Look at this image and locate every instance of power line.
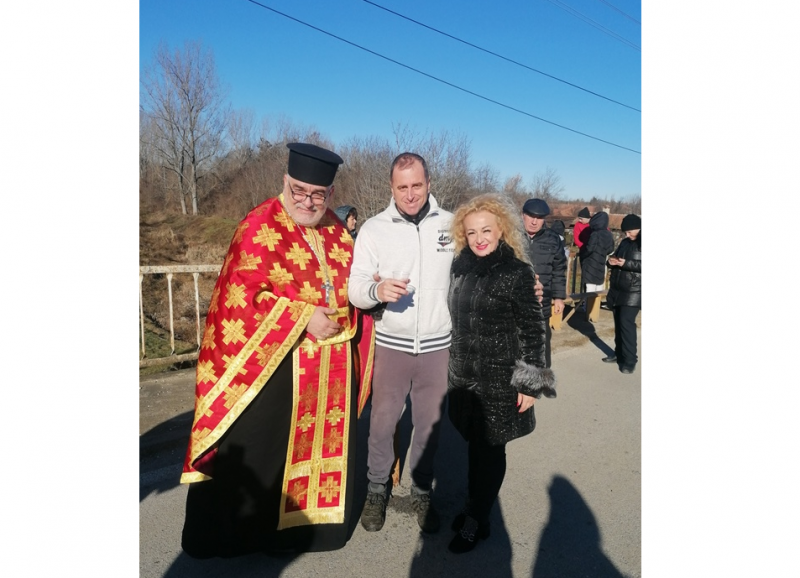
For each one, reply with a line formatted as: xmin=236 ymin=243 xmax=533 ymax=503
xmin=362 ymin=0 xmax=639 ymax=113
xmin=595 ymin=0 xmax=641 ymax=25
xmin=544 ymin=0 xmax=640 ymax=51
xmin=243 ymin=0 xmax=640 ymax=154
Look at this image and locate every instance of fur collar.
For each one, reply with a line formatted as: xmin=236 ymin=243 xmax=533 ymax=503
xmin=452 ymin=241 xmax=517 ymax=277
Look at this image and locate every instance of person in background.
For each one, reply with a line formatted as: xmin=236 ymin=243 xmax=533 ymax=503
xmin=180 ymin=143 xmax=375 ymax=558
xmin=335 ymin=205 xmax=358 ymax=240
xmin=521 ymin=199 xmax=567 ymax=368
xmin=446 ymin=193 xmax=556 ymax=554
xmin=603 ymin=214 xmax=641 ymax=374
xmin=579 ymin=210 xmax=615 ymax=294
xmin=573 ymin=207 xmax=591 ymax=249
xmin=549 ymin=219 xmax=570 ymax=260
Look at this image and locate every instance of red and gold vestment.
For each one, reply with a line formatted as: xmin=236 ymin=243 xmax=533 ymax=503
xmin=180 ymin=195 xmax=374 ymax=530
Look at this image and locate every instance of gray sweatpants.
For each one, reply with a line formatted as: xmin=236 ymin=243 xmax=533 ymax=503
xmin=367 ymin=345 xmax=449 ymax=492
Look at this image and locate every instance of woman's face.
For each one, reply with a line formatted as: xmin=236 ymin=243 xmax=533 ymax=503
xmin=464 ymin=210 xmax=502 ymax=257
xmin=625 ymin=228 xmax=640 ymax=240
xmin=346 ymin=214 xmax=357 ymax=231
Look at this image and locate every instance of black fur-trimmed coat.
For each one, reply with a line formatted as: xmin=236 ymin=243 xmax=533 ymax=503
xmin=447 ymin=242 xmax=556 ymax=446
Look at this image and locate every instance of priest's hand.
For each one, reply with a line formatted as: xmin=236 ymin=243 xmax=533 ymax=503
xmin=307 ymin=306 xmax=342 ymax=341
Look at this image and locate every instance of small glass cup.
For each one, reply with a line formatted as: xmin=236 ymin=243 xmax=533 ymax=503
xmin=391 ymin=270 xmax=415 ymax=294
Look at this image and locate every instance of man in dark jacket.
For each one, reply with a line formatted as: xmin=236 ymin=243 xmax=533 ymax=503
xmin=522 ymin=198 xmax=567 ymax=368
xmin=578 ymin=211 xmax=614 ymax=293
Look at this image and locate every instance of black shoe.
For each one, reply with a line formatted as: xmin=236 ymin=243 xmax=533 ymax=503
xmin=411 ymin=490 xmax=440 ymax=533
xmin=360 ymin=486 xmax=388 ymax=532
xmin=451 ymin=513 xmax=490 ymax=538
xmin=620 ymin=365 xmax=636 ymax=374
xmin=602 ymin=355 xmax=617 ymax=363
xmin=448 ymin=516 xmax=486 ymax=554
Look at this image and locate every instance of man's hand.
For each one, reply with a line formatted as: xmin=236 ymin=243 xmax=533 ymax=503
xmin=307 ymin=306 xmax=342 ymax=341
xmin=553 ymin=298 xmax=565 ymax=316
xmin=376 ymin=275 xmax=409 ymax=303
xmin=534 ymin=274 xmax=544 ymax=304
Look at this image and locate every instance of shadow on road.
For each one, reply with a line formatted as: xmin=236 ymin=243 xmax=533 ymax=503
xmin=564 ymin=304 xmax=615 ymax=358
xmin=531 ymin=475 xmax=627 ymax=578
xmin=140 ymin=410 xmax=193 ymax=502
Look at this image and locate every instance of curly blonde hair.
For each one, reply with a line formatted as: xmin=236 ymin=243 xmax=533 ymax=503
xmin=450 ymin=194 xmax=530 ymax=264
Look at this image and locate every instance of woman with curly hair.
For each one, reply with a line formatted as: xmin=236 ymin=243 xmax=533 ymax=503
xmin=446 ymin=194 xmax=557 ymax=554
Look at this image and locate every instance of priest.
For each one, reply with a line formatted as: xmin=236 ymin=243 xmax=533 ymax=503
xmin=180 ymin=142 xmax=375 ymax=557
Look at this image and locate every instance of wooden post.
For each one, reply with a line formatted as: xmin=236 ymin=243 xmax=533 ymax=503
xmin=587 ymin=293 xmax=602 ymax=322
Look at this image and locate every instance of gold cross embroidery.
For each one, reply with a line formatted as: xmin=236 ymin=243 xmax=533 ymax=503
xmin=200 ymin=324 xmax=216 ymax=350
xmin=287 ymin=479 xmax=308 ymax=509
xmin=297 ymin=412 xmax=316 ymax=432
xmin=286 ymin=243 xmax=313 ymax=270
xmin=326 ymin=406 xmax=344 ymax=426
xmin=221 ymin=318 xmax=247 ymax=345
xmin=274 ymin=210 xmax=296 ymax=232
xmin=267 ymin=263 xmax=294 ymax=290
xmin=318 ymin=475 xmax=341 ymax=503
xmin=196 ymin=360 xmax=218 ymax=384
xmin=324 ymin=427 xmax=344 ymax=453
xmin=252 ymin=224 xmax=283 ymax=250
xmin=224 ymin=282 xmax=248 ymax=309
xmin=328 ymin=243 xmax=351 ymax=267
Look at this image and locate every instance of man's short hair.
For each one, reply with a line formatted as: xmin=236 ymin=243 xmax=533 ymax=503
xmin=390 ymin=152 xmax=429 ymax=182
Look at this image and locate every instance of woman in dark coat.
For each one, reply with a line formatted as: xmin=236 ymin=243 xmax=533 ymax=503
xmin=579 ymin=211 xmax=615 ymax=290
xmin=603 ymin=214 xmax=641 ymax=373
xmin=446 ymin=194 xmax=556 ymax=554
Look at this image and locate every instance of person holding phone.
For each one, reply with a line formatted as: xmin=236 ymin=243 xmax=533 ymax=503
xmin=603 ymin=214 xmax=641 ymax=373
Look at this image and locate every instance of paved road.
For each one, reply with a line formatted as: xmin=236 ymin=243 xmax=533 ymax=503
xmin=140 ymin=309 xmax=641 ymax=578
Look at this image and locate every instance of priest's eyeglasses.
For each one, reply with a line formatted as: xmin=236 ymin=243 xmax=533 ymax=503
xmin=289 ymin=182 xmax=329 ymax=205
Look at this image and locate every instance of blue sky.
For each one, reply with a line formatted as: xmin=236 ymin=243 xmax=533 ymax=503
xmin=139 ymin=0 xmax=641 ymax=201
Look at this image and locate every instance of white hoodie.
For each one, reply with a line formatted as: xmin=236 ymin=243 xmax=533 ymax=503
xmin=348 ymin=195 xmax=454 ymax=354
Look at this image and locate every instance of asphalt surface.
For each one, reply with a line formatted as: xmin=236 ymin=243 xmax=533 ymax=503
xmin=140 ymin=306 xmax=641 ymax=578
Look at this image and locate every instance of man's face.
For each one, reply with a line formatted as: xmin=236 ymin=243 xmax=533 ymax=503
xmin=391 ymin=160 xmax=429 ymax=217
xmin=283 ymin=175 xmax=332 ymax=227
xmin=523 ymin=213 xmax=545 ymax=236
xmin=578 ymin=217 xmax=590 ymax=224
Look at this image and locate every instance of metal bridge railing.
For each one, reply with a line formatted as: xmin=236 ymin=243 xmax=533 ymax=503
xmin=139 ymin=265 xmax=220 ymax=368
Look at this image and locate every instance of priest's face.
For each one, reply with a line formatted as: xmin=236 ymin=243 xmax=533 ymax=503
xmin=283 ymin=175 xmax=332 ymax=227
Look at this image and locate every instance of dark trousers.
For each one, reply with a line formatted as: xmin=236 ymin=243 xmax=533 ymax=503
xmin=544 ymin=320 xmax=552 ymax=368
xmin=613 ymin=305 xmax=640 ymax=368
xmin=466 ymin=438 xmax=507 ymax=525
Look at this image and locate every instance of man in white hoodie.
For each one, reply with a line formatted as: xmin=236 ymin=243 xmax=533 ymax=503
xmin=348 ymin=152 xmax=454 ymax=535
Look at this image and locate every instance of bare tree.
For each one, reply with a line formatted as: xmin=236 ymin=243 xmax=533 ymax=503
xmin=337 ymin=135 xmax=395 ymax=220
xmin=529 ymin=166 xmax=565 ymax=202
xmin=140 ymin=41 xmax=229 ymax=215
xmin=391 ymin=124 xmax=474 ymax=212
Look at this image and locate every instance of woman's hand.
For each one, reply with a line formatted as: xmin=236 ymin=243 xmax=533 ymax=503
xmin=517 ymin=393 xmax=535 ymax=413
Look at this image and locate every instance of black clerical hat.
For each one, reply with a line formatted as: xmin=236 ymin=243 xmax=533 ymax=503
xmin=286 ymin=143 xmax=344 ymax=186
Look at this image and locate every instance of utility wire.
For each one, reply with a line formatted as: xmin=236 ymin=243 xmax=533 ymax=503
xmin=362 ymin=0 xmax=639 ymax=113
xmin=243 ymin=0 xmax=640 ymax=154
xmin=595 ymin=0 xmax=641 ymax=25
xmin=545 ymin=0 xmax=640 ymax=51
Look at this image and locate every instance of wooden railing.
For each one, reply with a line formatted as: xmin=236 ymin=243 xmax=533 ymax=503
xmin=550 ymin=252 xmax=608 ymax=330
xmin=140 ymin=255 xmax=606 ymax=366
xmin=139 ymin=265 xmax=220 ymax=368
